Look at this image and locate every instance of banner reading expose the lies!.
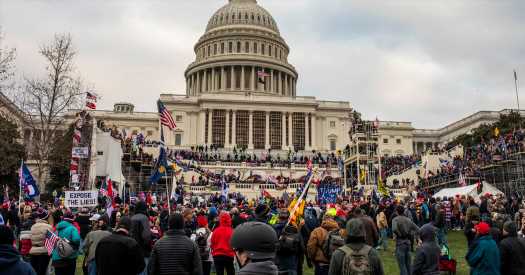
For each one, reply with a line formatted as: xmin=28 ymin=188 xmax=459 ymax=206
xmin=65 ymin=191 xmax=98 ymax=208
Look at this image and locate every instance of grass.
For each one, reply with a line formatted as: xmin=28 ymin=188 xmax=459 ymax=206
xmin=75 ymin=231 xmax=469 ymax=275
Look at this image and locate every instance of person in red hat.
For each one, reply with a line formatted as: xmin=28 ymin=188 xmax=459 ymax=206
xmin=195 ymin=214 xmax=212 ymax=275
xmin=466 ymin=222 xmax=501 ymax=275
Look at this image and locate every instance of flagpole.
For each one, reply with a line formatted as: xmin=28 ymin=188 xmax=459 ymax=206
xmin=18 ymin=160 xmax=23 ymax=215
xmin=286 ymin=170 xmax=316 ymax=227
xmin=514 ymin=70 xmax=521 ymax=115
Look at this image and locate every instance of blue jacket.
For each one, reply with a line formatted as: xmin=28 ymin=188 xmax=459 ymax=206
xmin=51 ymin=221 xmax=81 ymax=261
xmin=466 ymin=235 xmax=501 ymax=275
xmin=0 ymin=244 xmax=36 ymax=275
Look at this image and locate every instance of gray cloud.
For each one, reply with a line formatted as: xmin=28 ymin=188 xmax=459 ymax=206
xmin=1 ymin=0 xmax=523 ymax=128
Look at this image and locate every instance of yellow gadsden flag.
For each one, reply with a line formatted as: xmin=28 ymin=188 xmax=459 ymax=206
xmin=494 ymin=127 xmax=500 ymax=137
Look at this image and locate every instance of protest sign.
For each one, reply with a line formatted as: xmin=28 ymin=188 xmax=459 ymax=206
xmin=65 ymin=190 xmax=98 ymax=208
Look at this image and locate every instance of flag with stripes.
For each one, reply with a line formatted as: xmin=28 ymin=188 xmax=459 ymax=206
xmin=44 ymin=230 xmax=60 ymax=255
xmin=257 ymin=70 xmax=270 ymax=84
xmin=85 ymin=92 xmax=97 ymax=110
xmin=459 ymin=172 xmax=466 ymax=187
xmin=157 ymin=100 xmax=176 ymax=130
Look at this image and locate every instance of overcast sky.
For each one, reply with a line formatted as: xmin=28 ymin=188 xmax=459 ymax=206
xmin=1 ymin=0 xmax=523 ymax=129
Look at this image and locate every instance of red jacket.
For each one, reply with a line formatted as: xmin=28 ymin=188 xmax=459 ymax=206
xmin=211 ymin=212 xmax=235 ymax=257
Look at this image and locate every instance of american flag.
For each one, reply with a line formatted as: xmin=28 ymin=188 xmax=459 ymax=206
xmin=157 ymin=100 xmax=176 ymax=130
xmin=86 ymin=92 xmax=97 ymax=101
xmin=44 ymin=230 xmax=60 ymax=255
xmin=257 ymin=70 xmax=270 ymax=78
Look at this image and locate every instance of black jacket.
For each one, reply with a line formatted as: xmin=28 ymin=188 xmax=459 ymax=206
xmin=95 ymin=230 xmax=145 ymax=275
xmin=148 ymin=229 xmax=203 ymax=275
xmin=500 ymin=235 xmax=525 ymax=275
xmin=412 ymin=224 xmax=440 ymax=275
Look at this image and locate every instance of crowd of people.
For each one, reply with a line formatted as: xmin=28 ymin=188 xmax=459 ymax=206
xmin=2 ymin=188 xmax=525 ymax=275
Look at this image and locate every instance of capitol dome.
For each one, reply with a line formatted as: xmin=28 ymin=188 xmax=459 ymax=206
xmin=205 ymin=0 xmax=280 ymax=34
xmin=185 ymin=0 xmax=298 ymax=97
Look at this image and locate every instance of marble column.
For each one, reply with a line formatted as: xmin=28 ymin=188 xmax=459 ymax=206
xmin=225 ymin=110 xmax=230 ymax=148
xmin=288 ymin=112 xmax=293 ymax=150
xmin=311 ymin=113 xmax=316 ymax=150
xmin=232 ymin=110 xmax=237 ymax=147
xmin=197 ymin=71 xmax=201 ymax=94
xmin=231 ymin=66 xmax=235 ymax=90
xmin=270 ymin=69 xmax=274 ymax=93
xmin=284 ymin=74 xmax=288 ymax=96
xmin=281 ymin=112 xmax=287 ymax=150
xmin=278 ymin=71 xmax=282 ymax=95
xmin=304 ymin=113 xmax=310 ymax=150
xmin=241 ymin=66 xmax=245 ymax=90
xmin=203 ymin=70 xmax=207 ymax=92
xmin=248 ymin=111 xmax=254 ymax=149
xmin=265 ymin=111 xmax=270 ymax=149
xmin=211 ymin=68 xmax=215 ymax=91
xmin=221 ymin=66 xmax=226 ymax=91
xmin=198 ymin=110 xmax=206 ymax=145
xmin=207 ymin=109 xmax=213 ymax=145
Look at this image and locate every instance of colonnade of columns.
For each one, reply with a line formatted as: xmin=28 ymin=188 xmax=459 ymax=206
xmin=199 ymin=109 xmax=315 ymax=150
xmin=187 ymin=65 xmax=297 ymax=97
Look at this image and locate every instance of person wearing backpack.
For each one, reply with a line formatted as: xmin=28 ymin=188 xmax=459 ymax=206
xmin=195 ymin=214 xmax=212 ymax=275
xmin=411 ymin=223 xmax=440 ymax=275
xmin=328 ymin=219 xmax=384 ymax=275
xmin=307 ymin=209 xmax=343 ymax=275
xmin=273 ymin=209 xmax=303 ymax=275
xmin=51 ymin=211 xmax=81 ymax=275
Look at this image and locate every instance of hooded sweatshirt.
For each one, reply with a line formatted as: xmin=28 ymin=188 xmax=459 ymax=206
xmin=211 ymin=212 xmax=235 ymax=257
xmin=412 ymin=224 xmax=440 ymax=275
xmin=0 ymin=244 xmax=36 ymax=275
xmin=51 ymin=221 xmax=81 ymax=262
xmin=238 ymin=260 xmax=278 ymax=275
xmin=307 ymin=218 xmax=340 ymax=264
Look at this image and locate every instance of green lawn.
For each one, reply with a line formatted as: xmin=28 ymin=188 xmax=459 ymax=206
xmin=76 ymin=231 xmax=469 ymax=275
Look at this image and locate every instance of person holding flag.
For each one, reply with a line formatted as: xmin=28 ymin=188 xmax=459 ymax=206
xmin=19 ymin=161 xmax=40 ymax=200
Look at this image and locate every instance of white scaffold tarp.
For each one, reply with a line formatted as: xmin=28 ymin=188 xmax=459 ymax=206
xmin=432 ymin=182 xmax=503 ymax=201
xmin=95 ymin=130 xmax=125 ymax=190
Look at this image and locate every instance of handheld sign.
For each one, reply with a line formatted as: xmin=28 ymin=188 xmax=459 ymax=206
xmin=65 ymin=191 xmax=98 ymax=208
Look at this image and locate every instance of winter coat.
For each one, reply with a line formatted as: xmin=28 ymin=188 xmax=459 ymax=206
xmin=376 ymin=212 xmax=388 ymax=230
xmin=306 ymin=218 xmax=340 ymax=264
xmin=148 ymin=229 xmax=202 ymax=275
xmin=412 ymin=224 xmax=440 ymax=275
xmin=210 ymin=213 xmax=235 ymax=258
xmin=499 ymin=234 xmax=525 ymax=275
xmin=0 ymin=244 xmax=36 ymax=275
xmin=29 ymin=219 xmax=52 ymax=255
xmin=51 ymin=221 xmax=81 ymax=262
xmin=466 ymin=205 xmax=480 ymax=223
xmin=238 ymin=260 xmax=278 ymax=275
xmin=95 ymin=230 xmax=145 ymax=275
xmin=75 ymin=214 xmax=91 ymax=239
xmin=359 ymin=215 xmax=379 ymax=247
xmin=466 ymin=235 xmax=501 ymax=275
xmin=392 ymin=215 xmax=419 ymax=247
xmin=328 ymin=243 xmax=384 ymax=275
xmin=274 ymin=222 xmax=304 ymax=273
xmin=83 ymin=229 xmax=111 ymax=263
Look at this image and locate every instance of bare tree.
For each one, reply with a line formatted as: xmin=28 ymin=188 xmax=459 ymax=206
xmin=22 ymin=33 xmax=86 ymax=191
xmin=0 ymin=27 xmax=16 ymax=93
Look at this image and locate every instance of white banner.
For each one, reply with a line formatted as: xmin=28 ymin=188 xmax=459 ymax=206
xmin=72 ymin=147 xmax=89 ymax=159
xmin=65 ymin=191 xmax=98 ymax=208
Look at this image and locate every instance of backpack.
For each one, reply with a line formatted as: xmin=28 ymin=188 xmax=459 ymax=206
xmin=278 ymin=230 xmax=301 ymax=253
xmin=340 ymin=245 xmax=372 ymax=275
xmin=196 ymin=229 xmax=210 ymax=259
xmin=322 ymin=229 xmax=345 ymax=260
xmin=56 ymin=237 xmax=75 ymax=258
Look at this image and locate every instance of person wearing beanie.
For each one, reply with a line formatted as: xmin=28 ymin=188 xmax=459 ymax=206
xmin=211 ymin=212 xmax=235 ymax=275
xmin=328 ymin=219 xmax=384 ymax=275
xmin=148 ymin=213 xmax=202 ymax=275
xmin=412 ymin=223 xmax=440 ymax=275
xmin=0 ymin=225 xmax=36 ymax=275
xmin=29 ymin=208 xmax=52 ymax=275
xmin=500 ymin=221 xmax=525 ymax=275
xmin=466 ymin=221 xmax=500 ymax=275
xmin=392 ymin=205 xmax=419 ymax=275
xmin=51 ymin=210 xmax=81 ymax=275
xmin=95 ymin=216 xmax=145 ymax=275
xmin=83 ymin=214 xmax=111 ymax=275
xmin=195 ymin=214 xmax=213 ymax=275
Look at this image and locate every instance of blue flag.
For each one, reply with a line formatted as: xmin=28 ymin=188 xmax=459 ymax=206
xmin=150 ymin=146 xmax=169 ymax=184
xmin=19 ymin=162 xmax=39 ymax=198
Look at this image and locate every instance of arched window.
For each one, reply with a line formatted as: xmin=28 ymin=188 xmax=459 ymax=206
xmin=221 ymin=42 xmax=225 ymax=54
xmin=251 ymin=14 xmax=255 ymax=21
xmin=228 ymin=41 xmax=233 ymax=53
xmin=245 ymin=13 xmax=248 ymax=20
xmin=207 ymin=45 xmax=211 ymax=57
xmin=257 ymin=15 xmax=261 ymax=22
xmin=214 ymin=44 xmax=217 ymax=55
xmin=279 ymin=49 xmax=282 ymax=59
xmin=268 ymin=45 xmax=272 ymax=56
xmin=237 ymin=41 xmax=241 ymax=53
xmin=245 ymin=41 xmax=249 ymax=52
xmin=261 ymin=44 xmax=265 ymax=55
xmin=254 ymin=42 xmax=258 ymax=53
xmin=232 ymin=13 xmax=235 ymax=20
